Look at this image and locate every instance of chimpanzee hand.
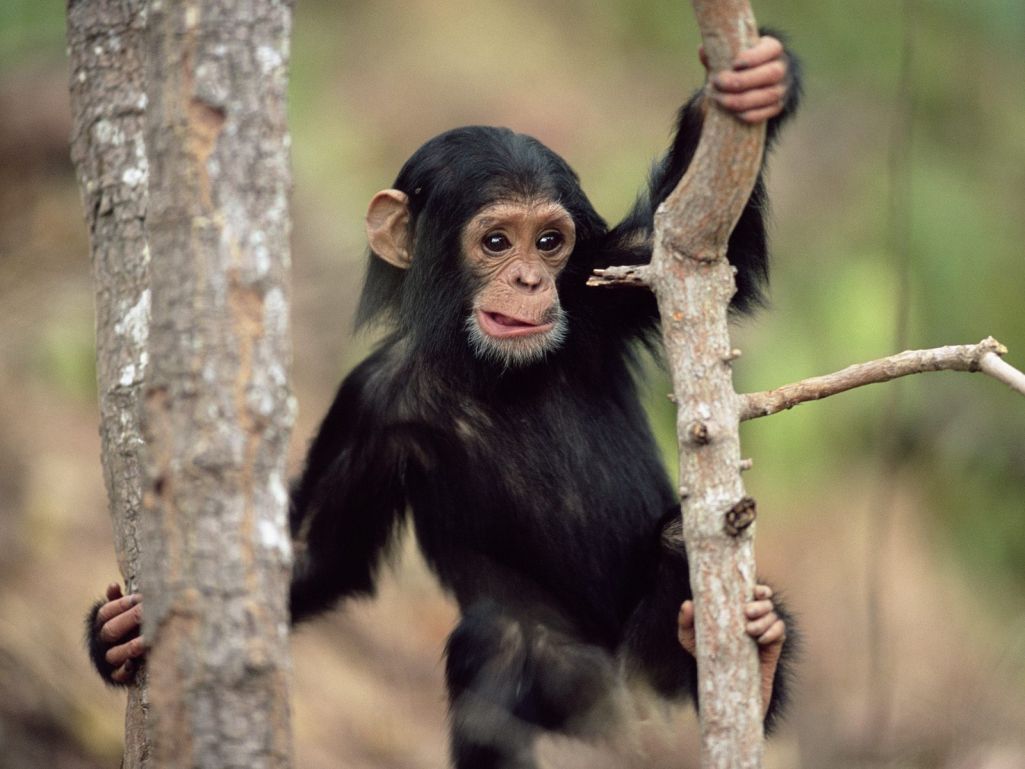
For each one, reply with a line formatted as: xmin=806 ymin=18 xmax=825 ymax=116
xmin=700 ymin=35 xmax=792 ymax=124
xmin=86 ymin=582 xmax=146 ymax=686
xmin=677 ymin=583 xmax=787 ymax=720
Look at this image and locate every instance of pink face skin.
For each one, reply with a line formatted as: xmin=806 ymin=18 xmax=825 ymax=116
xmin=460 ymin=198 xmax=576 ymax=366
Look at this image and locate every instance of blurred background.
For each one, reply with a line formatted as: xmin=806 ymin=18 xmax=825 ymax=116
xmin=1 ymin=1 xmax=1023 ymax=767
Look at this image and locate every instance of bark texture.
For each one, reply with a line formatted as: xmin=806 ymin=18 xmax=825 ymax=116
xmin=138 ymin=1 xmax=295 ymax=767
xmin=648 ymin=2 xmax=767 ymax=767
xmin=67 ymin=1 xmax=153 ymax=765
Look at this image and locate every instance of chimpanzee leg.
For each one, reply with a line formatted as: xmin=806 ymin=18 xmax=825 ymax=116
xmin=444 ymin=601 xmax=620 ymax=769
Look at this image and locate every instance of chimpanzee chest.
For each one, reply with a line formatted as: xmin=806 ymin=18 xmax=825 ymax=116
xmin=407 ymin=384 xmax=676 ymax=630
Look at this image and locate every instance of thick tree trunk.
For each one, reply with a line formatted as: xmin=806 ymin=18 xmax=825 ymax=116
xmin=137 ymin=1 xmax=296 ymax=767
xmin=67 ymin=2 xmax=153 ymax=765
xmin=70 ymin=0 xmax=296 ymax=766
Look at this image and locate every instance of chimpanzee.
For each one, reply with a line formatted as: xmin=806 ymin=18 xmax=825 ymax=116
xmin=89 ymin=34 xmax=801 ymax=768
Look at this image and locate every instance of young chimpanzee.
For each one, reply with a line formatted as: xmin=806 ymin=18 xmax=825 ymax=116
xmin=89 ymin=34 xmax=801 ymax=768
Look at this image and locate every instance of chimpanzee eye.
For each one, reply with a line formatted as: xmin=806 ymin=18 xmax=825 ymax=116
xmin=482 ymin=232 xmax=512 ymax=254
xmin=536 ymin=231 xmax=563 ymax=253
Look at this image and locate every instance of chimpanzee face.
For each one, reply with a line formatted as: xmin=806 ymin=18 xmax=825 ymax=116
xmin=459 ymin=197 xmax=576 ymax=367
xmin=365 ymin=188 xmax=577 ymax=368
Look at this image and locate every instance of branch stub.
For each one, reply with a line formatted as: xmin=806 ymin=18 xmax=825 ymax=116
xmin=724 ymin=497 xmax=757 ymax=537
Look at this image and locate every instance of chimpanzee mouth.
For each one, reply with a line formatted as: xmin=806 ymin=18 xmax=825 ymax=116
xmin=466 ymin=306 xmax=567 ymax=367
xmin=477 ymin=310 xmax=555 ymax=339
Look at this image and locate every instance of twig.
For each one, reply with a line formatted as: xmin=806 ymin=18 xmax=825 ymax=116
xmin=739 ymin=337 xmax=1024 ymax=421
xmin=587 ymin=264 xmax=652 ymax=287
xmin=979 ymin=351 xmax=1025 ymax=395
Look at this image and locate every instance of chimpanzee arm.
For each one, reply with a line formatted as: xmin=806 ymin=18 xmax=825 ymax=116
xmin=597 ymin=32 xmax=801 ymax=328
xmin=84 ymin=351 xmax=407 ymax=685
xmin=288 ymin=350 xmax=407 ymax=624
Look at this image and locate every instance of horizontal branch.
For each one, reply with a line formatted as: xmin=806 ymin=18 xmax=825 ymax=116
xmin=587 ymin=264 xmax=652 ymax=288
xmin=739 ymin=336 xmax=1024 ymax=421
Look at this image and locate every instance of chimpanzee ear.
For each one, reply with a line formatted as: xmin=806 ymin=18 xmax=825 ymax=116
xmin=366 ymin=189 xmax=412 ymax=269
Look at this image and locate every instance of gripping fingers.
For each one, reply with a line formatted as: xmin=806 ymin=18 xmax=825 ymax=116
xmin=712 ymin=84 xmax=787 ymax=117
xmin=746 ymin=609 xmax=781 ymax=641
xmin=757 ymin=618 xmax=786 ymax=646
xmin=712 ymin=60 xmax=786 ymax=94
xmin=105 ymin=634 xmax=146 ymax=669
xmin=98 ymin=600 xmax=143 ymax=644
xmin=753 ymin=584 xmax=774 ymax=601
xmin=677 ymin=600 xmax=697 ymax=656
xmin=733 ymin=36 xmax=784 ymax=71
xmin=96 ymin=592 xmax=141 ymax=626
xmin=707 ymin=35 xmax=788 ymax=124
xmin=739 ymin=104 xmax=785 ymax=124
xmin=746 ymin=585 xmax=786 ymax=645
xmin=700 ymin=35 xmax=782 ymax=74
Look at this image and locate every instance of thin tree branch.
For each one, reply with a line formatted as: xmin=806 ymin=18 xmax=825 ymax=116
xmin=739 ymin=337 xmax=1023 ymax=421
xmin=979 ymin=351 xmax=1025 ymax=395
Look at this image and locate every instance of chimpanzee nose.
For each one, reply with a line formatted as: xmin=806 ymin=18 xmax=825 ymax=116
xmin=513 ymin=263 xmax=544 ymax=293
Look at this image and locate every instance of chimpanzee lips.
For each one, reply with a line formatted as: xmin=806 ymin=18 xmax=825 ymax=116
xmin=477 ymin=310 xmax=554 ymax=339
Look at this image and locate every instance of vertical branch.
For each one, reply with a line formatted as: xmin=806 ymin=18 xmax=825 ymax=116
xmin=648 ymin=1 xmax=766 ymax=766
xmin=139 ymin=1 xmax=295 ymax=766
xmin=67 ymin=1 xmax=153 ymax=765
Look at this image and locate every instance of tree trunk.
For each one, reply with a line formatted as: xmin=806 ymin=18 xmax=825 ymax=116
xmin=138 ymin=1 xmax=296 ymax=767
xmin=70 ymin=0 xmax=296 ymax=765
xmin=67 ymin=1 xmax=153 ymax=764
xmin=588 ymin=3 xmax=769 ymax=763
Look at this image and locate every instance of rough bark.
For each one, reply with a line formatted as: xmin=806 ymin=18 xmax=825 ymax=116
xmin=138 ymin=1 xmax=296 ymax=767
xmin=67 ymin=2 xmax=153 ymax=765
xmin=596 ymin=1 xmax=769 ymax=766
xmin=651 ymin=4 xmax=766 ymax=768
